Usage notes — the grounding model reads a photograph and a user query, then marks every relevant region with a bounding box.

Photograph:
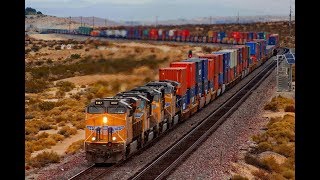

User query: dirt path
[32,129,85,157]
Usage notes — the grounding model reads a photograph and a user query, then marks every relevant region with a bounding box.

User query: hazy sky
[25,0,295,21]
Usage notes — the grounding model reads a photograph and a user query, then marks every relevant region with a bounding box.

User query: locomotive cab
[85,97,137,163]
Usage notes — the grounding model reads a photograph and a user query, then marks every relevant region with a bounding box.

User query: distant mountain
[70,16,122,27]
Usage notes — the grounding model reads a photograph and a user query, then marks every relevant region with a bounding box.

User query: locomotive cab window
[107,107,126,114]
[87,106,105,114]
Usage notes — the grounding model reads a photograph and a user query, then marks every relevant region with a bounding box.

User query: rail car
[83,37,279,163]
[40,26,280,47]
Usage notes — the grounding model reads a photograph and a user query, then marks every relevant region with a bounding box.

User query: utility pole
[289,0,292,37]
[237,11,240,24]
[93,16,95,29]
[69,16,71,33]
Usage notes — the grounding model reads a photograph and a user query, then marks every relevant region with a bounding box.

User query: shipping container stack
[159,68,188,112]
[245,41,260,68]
[212,51,230,87]
[170,62,196,107]
[217,32,225,43]
[149,29,158,41]
[181,30,190,42]
[268,34,279,47]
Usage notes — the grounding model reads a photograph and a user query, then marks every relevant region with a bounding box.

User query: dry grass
[264,95,294,112]
[230,175,249,180]
[65,140,84,154]
[27,151,60,168]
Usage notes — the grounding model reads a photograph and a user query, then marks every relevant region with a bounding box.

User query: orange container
[170,62,196,88]
[207,58,215,82]
[159,67,187,96]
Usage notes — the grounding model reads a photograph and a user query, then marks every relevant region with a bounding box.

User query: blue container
[134,29,141,39]
[245,42,257,55]
[209,81,214,91]
[203,81,209,95]
[268,37,277,45]
[186,87,196,105]
[186,89,191,106]
[182,58,203,84]
[248,32,254,40]
[218,73,224,85]
[258,32,265,39]
[217,32,226,41]
[176,94,188,111]
[224,69,228,83]
[195,82,203,97]
[212,52,230,74]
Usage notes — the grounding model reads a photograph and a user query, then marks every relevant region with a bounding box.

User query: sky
[25,0,295,21]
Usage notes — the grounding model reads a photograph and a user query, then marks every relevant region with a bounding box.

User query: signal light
[188,50,192,58]
[107,142,112,147]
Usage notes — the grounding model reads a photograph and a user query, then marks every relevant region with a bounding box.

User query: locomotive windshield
[87,106,105,114]
[107,107,126,114]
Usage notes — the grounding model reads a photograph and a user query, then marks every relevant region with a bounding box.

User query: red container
[253,32,257,39]
[207,58,214,82]
[229,68,234,81]
[181,29,190,37]
[214,75,219,90]
[159,67,187,96]
[237,64,241,75]
[216,54,223,74]
[90,30,100,37]
[149,28,158,40]
[170,62,196,88]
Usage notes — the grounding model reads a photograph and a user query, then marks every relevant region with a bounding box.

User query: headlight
[112,137,116,141]
[92,137,96,141]
[103,116,108,123]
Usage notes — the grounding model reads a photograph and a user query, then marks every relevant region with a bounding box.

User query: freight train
[83,36,279,163]
[40,27,280,47]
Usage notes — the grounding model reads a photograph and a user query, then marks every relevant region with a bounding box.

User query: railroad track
[129,48,288,180]
[69,47,288,180]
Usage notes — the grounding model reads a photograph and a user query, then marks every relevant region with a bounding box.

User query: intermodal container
[182,59,202,84]
[181,29,190,41]
[268,34,279,45]
[186,58,208,82]
[159,67,187,96]
[219,49,237,69]
[149,28,158,40]
[90,30,100,37]
[197,54,217,77]
[212,51,230,74]
[207,58,215,83]
[217,32,226,42]
[170,62,196,88]
[214,75,219,90]
[203,81,209,95]
[195,82,203,97]
[218,73,224,85]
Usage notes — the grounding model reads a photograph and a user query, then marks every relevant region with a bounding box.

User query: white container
[106,30,114,36]
[220,49,237,68]
[114,30,121,37]
[120,30,127,37]
[158,29,163,36]
[169,29,176,37]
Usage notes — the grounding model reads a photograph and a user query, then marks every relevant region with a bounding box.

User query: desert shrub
[70,94,81,100]
[85,48,90,51]
[70,54,81,59]
[80,85,86,88]
[266,173,285,180]
[25,114,35,119]
[257,142,272,153]
[284,105,295,112]
[65,140,84,154]
[49,134,65,142]
[46,59,53,64]
[35,61,45,66]
[36,132,49,139]
[51,125,58,130]
[55,90,66,98]
[25,126,39,135]
[244,154,270,171]
[31,45,40,52]
[25,134,38,141]
[58,122,66,127]
[58,126,77,137]
[282,169,294,179]
[72,120,85,129]
[202,46,214,53]
[273,144,294,158]
[25,79,51,93]
[54,46,61,50]
[55,114,68,123]
[38,137,57,147]
[49,108,62,116]
[38,101,56,111]
[252,170,269,180]
[56,81,75,92]
[27,151,60,168]
[261,157,282,173]
[264,102,278,112]
[230,175,249,180]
